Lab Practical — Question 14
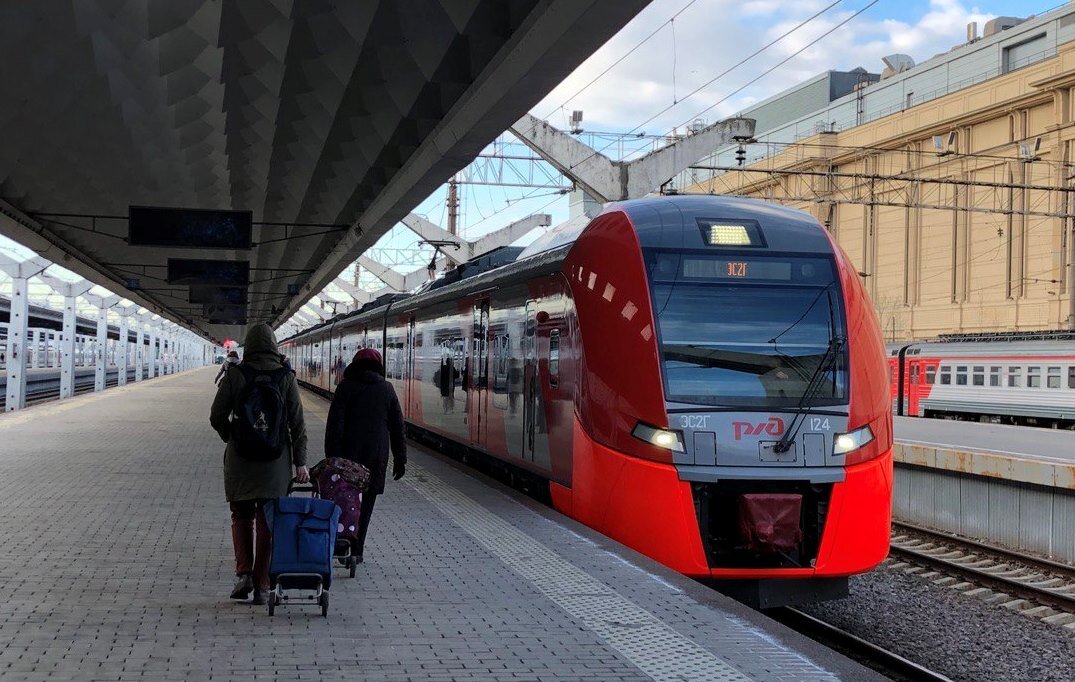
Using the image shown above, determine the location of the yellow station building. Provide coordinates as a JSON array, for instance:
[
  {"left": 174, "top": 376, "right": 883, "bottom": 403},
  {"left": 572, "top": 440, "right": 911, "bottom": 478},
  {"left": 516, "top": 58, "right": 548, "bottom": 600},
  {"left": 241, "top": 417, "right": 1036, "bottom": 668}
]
[{"left": 684, "top": 10, "right": 1075, "bottom": 340}]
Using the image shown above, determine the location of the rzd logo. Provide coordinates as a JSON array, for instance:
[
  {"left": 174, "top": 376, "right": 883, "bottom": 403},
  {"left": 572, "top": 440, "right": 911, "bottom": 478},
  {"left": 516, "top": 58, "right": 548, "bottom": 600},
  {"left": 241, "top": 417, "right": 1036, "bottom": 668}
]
[{"left": 732, "top": 417, "right": 785, "bottom": 440}]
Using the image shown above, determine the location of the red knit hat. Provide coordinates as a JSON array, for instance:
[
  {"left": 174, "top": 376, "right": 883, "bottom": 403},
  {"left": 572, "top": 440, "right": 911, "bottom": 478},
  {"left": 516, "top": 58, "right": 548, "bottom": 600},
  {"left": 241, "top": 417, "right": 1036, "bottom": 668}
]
[{"left": 353, "top": 348, "right": 383, "bottom": 365}]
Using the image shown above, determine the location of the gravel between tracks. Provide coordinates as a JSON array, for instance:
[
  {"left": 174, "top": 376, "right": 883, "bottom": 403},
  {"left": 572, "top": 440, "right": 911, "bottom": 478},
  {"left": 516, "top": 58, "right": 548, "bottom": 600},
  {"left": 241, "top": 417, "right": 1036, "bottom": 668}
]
[{"left": 800, "top": 563, "right": 1075, "bottom": 682}]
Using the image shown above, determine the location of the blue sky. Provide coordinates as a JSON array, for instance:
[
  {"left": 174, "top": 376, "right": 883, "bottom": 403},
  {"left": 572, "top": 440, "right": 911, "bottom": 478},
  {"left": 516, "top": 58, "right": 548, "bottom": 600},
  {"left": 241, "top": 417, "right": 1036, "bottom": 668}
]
[{"left": 371, "top": 0, "right": 1060, "bottom": 282}]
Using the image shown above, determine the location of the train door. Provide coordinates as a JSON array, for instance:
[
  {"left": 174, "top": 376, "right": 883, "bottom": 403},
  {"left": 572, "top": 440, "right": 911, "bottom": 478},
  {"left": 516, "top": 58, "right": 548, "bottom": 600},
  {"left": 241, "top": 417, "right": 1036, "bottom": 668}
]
[
  {"left": 405, "top": 316, "right": 417, "bottom": 419},
  {"left": 467, "top": 301, "right": 490, "bottom": 446},
  {"left": 522, "top": 301, "right": 537, "bottom": 462},
  {"left": 906, "top": 361, "right": 921, "bottom": 416}
]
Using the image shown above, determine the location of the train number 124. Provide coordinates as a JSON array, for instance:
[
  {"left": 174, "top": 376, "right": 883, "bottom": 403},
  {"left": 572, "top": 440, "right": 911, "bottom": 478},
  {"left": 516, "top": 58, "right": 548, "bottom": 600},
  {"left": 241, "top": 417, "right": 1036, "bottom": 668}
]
[{"left": 809, "top": 417, "right": 831, "bottom": 431}]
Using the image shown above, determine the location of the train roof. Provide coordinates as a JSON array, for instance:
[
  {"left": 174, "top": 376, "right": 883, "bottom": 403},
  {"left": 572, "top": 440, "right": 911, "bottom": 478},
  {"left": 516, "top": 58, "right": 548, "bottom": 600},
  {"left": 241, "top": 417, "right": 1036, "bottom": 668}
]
[
  {"left": 282, "top": 195, "right": 831, "bottom": 343},
  {"left": 517, "top": 195, "right": 830, "bottom": 259},
  {"left": 889, "top": 340, "right": 1075, "bottom": 356}
]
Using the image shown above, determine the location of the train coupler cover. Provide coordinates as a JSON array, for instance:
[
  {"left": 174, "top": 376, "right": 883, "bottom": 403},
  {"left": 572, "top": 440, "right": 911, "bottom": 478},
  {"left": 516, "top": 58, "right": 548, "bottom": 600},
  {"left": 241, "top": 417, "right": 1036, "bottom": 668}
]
[{"left": 737, "top": 493, "right": 803, "bottom": 553}]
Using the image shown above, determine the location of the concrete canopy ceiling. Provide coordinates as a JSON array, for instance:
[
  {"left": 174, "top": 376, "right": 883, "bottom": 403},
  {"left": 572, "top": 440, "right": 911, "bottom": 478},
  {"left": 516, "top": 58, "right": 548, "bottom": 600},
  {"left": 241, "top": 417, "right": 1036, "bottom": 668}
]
[{"left": 0, "top": 0, "right": 648, "bottom": 341}]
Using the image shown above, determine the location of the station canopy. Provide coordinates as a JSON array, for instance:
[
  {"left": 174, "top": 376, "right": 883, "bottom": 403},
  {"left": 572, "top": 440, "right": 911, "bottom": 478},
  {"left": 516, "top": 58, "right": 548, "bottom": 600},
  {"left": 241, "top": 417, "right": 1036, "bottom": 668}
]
[{"left": 0, "top": 0, "right": 647, "bottom": 341}]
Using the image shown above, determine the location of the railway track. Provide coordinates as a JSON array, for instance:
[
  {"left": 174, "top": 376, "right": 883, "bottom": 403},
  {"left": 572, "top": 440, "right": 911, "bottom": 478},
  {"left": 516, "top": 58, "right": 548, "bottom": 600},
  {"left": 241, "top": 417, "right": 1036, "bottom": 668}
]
[
  {"left": 890, "top": 521, "right": 1075, "bottom": 622},
  {"left": 768, "top": 607, "right": 952, "bottom": 681}
]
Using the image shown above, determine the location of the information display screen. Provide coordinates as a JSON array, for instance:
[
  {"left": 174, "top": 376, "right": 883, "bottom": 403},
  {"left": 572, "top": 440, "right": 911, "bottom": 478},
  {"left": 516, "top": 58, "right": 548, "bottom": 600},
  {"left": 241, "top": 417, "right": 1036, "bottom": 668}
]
[
  {"left": 682, "top": 258, "right": 793, "bottom": 280},
  {"left": 129, "top": 206, "right": 252, "bottom": 249}
]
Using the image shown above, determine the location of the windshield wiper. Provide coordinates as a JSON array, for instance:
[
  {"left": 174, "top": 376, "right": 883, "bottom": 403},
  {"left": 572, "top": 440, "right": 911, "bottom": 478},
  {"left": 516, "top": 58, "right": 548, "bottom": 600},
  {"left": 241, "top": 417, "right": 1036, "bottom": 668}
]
[{"left": 773, "top": 288, "right": 843, "bottom": 454}]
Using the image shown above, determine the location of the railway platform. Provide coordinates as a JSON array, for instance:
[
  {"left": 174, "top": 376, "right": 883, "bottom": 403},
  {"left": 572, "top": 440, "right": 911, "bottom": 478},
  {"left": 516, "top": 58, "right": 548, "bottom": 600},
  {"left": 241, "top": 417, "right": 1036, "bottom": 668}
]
[
  {"left": 0, "top": 367, "right": 879, "bottom": 681},
  {"left": 891, "top": 415, "right": 1075, "bottom": 566}
]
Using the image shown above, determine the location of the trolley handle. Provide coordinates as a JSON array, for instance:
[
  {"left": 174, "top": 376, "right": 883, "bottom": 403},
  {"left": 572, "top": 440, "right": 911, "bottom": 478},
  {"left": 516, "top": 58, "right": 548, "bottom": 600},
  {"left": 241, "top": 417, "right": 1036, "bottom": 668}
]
[{"left": 287, "top": 477, "right": 319, "bottom": 497}]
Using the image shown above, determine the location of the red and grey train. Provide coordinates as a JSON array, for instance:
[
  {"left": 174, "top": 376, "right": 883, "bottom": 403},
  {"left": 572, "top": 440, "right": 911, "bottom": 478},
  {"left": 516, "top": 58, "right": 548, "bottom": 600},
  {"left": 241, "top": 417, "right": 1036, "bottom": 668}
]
[
  {"left": 888, "top": 340, "right": 1075, "bottom": 428},
  {"left": 283, "top": 195, "right": 893, "bottom": 594}
]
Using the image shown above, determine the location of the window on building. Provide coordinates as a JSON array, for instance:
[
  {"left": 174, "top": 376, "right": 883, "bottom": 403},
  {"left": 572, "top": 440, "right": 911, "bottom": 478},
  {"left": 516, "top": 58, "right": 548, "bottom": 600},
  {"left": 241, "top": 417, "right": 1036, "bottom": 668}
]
[
  {"left": 955, "top": 365, "right": 968, "bottom": 386},
  {"left": 972, "top": 366, "right": 985, "bottom": 386},
  {"left": 940, "top": 367, "right": 952, "bottom": 385},
  {"left": 1003, "top": 33, "right": 1049, "bottom": 73},
  {"left": 1069, "top": 366, "right": 1075, "bottom": 389},
  {"left": 1008, "top": 366, "right": 1022, "bottom": 387},
  {"left": 989, "top": 366, "right": 1001, "bottom": 387},
  {"left": 925, "top": 367, "right": 936, "bottom": 385},
  {"left": 1047, "top": 366, "right": 1061, "bottom": 389},
  {"left": 1027, "top": 366, "right": 1042, "bottom": 388}
]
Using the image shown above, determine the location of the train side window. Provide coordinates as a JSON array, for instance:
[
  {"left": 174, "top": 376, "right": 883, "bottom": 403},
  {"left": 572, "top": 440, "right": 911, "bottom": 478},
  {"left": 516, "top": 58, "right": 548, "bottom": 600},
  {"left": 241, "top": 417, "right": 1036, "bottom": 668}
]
[
  {"left": 1047, "top": 366, "right": 1061, "bottom": 389},
  {"left": 548, "top": 329, "right": 560, "bottom": 386},
  {"left": 1027, "top": 367, "right": 1042, "bottom": 388},
  {"left": 972, "top": 366, "right": 984, "bottom": 386},
  {"left": 989, "top": 366, "right": 1001, "bottom": 386},
  {"left": 939, "top": 367, "right": 951, "bottom": 385},
  {"left": 925, "top": 367, "right": 936, "bottom": 385},
  {"left": 1069, "top": 366, "right": 1075, "bottom": 389},
  {"left": 1008, "top": 366, "right": 1021, "bottom": 387},
  {"left": 955, "top": 365, "right": 968, "bottom": 386}
]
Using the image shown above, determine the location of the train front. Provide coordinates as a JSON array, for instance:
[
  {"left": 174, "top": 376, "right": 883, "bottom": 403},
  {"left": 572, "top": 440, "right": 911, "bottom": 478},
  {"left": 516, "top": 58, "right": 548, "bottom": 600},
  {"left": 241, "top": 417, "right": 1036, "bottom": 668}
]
[{"left": 562, "top": 195, "right": 892, "bottom": 601}]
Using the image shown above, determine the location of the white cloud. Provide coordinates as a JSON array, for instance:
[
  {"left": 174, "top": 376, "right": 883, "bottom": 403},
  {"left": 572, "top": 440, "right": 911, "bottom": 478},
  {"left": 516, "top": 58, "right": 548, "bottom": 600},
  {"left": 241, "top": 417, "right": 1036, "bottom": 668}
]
[{"left": 532, "top": 0, "right": 1001, "bottom": 139}]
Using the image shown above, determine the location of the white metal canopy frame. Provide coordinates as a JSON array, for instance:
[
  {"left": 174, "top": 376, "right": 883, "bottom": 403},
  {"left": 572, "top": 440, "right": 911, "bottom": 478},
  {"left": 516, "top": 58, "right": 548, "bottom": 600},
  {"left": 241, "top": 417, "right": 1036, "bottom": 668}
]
[
  {"left": 0, "top": 0, "right": 650, "bottom": 342},
  {"left": 0, "top": 252, "right": 214, "bottom": 412}
]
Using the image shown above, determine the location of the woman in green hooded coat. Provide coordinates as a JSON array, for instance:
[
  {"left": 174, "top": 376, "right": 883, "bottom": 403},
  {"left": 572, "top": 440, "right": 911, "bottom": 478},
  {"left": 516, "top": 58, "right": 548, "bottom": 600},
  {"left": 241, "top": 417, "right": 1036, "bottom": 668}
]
[{"left": 210, "top": 323, "right": 309, "bottom": 605}]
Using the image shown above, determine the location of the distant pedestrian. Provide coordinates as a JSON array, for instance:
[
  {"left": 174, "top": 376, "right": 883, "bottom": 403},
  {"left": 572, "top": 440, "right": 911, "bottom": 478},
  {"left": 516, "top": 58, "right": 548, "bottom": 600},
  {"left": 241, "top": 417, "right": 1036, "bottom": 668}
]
[
  {"left": 324, "top": 348, "right": 406, "bottom": 564},
  {"left": 214, "top": 350, "right": 240, "bottom": 385},
  {"left": 210, "top": 323, "right": 308, "bottom": 605},
  {"left": 436, "top": 345, "right": 456, "bottom": 414}
]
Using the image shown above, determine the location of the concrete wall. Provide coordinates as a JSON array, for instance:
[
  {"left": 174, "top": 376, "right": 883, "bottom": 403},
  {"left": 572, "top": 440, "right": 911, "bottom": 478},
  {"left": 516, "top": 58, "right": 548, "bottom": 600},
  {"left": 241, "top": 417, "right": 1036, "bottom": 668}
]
[
  {"left": 894, "top": 464, "right": 1075, "bottom": 564},
  {"left": 891, "top": 441, "right": 1075, "bottom": 564}
]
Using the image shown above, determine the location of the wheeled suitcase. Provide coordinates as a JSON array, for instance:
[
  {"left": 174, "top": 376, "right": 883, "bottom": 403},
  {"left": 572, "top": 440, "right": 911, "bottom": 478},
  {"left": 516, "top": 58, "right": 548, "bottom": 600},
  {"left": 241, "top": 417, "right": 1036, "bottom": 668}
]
[
  {"left": 315, "top": 469, "right": 365, "bottom": 578},
  {"left": 263, "top": 494, "right": 341, "bottom": 616}
]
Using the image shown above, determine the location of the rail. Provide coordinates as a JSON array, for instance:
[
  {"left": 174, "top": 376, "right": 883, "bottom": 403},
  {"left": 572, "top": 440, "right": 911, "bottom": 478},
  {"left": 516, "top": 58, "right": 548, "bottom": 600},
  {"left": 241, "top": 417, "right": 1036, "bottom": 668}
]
[
  {"left": 890, "top": 522, "right": 1075, "bottom": 614},
  {"left": 768, "top": 607, "right": 953, "bottom": 682}
]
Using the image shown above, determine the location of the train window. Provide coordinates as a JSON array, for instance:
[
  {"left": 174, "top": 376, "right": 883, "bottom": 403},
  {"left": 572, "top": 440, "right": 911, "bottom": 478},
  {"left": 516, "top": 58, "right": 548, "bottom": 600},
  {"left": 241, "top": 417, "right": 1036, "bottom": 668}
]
[
  {"left": 1069, "top": 367, "right": 1075, "bottom": 389},
  {"left": 1047, "top": 366, "right": 1061, "bottom": 389},
  {"left": 1008, "top": 367, "right": 1022, "bottom": 387},
  {"left": 1027, "top": 367, "right": 1041, "bottom": 388},
  {"left": 955, "top": 366, "right": 968, "bottom": 386},
  {"left": 548, "top": 329, "right": 560, "bottom": 381},
  {"left": 989, "top": 366, "right": 1001, "bottom": 386},
  {"left": 972, "top": 366, "right": 984, "bottom": 386},
  {"left": 939, "top": 367, "right": 951, "bottom": 385},
  {"left": 925, "top": 367, "right": 936, "bottom": 384}
]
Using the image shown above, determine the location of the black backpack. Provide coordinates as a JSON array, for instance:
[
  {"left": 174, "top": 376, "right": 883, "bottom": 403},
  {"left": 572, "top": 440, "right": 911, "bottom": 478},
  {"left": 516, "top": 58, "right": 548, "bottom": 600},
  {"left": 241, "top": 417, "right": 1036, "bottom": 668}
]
[{"left": 232, "top": 364, "right": 290, "bottom": 461}]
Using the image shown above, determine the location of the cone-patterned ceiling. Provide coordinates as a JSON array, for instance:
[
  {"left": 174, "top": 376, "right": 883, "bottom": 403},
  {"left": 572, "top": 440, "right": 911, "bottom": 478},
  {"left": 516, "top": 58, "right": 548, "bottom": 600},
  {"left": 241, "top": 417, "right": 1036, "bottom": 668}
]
[{"left": 0, "top": 0, "right": 648, "bottom": 339}]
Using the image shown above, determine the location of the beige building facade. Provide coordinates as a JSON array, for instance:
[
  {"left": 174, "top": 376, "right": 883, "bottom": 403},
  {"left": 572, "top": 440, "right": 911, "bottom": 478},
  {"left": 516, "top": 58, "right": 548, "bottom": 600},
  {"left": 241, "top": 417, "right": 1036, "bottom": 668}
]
[{"left": 687, "top": 40, "right": 1075, "bottom": 341}]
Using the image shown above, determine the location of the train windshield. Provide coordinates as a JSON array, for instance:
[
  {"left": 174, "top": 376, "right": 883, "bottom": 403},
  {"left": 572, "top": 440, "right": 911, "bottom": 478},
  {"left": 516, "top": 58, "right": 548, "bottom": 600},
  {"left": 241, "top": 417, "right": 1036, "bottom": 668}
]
[{"left": 648, "top": 252, "right": 848, "bottom": 408}]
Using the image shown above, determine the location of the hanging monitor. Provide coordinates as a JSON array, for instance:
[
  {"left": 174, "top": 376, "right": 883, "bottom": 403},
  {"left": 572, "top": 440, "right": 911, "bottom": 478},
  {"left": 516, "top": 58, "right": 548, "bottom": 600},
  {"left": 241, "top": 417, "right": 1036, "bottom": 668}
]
[
  {"left": 167, "top": 259, "right": 250, "bottom": 285},
  {"left": 129, "top": 206, "right": 253, "bottom": 249}
]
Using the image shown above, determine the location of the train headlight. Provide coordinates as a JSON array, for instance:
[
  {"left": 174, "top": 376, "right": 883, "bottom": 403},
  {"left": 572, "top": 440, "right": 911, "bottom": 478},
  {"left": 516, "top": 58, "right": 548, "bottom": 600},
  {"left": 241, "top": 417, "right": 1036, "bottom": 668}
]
[
  {"left": 632, "top": 422, "right": 686, "bottom": 453},
  {"left": 833, "top": 425, "right": 874, "bottom": 455}
]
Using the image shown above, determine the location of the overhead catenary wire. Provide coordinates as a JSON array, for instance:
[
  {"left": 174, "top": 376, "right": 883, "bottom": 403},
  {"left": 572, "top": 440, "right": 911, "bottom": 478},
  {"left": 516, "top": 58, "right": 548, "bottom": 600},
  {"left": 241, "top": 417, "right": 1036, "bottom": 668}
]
[
  {"left": 538, "top": 0, "right": 701, "bottom": 121},
  {"left": 563, "top": 0, "right": 848, "bottom": 172},
  {"left": 671, "top": 0, "right": 879, "bottom": 132}
]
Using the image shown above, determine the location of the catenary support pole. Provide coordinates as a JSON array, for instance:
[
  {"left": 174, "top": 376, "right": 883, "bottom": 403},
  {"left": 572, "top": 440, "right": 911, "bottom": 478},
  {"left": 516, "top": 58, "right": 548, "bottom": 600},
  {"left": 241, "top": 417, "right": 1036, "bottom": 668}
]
[
  {"left": 5, "top": 274, "right": 30, "bottom": 410},
  {"left": 61, "top": 295, "right": 77, "bottom": 398},
  {"left": 117, "top": 313, "right": 129, "bottom": 386},
  {"left": 94, "top": 306, "right": 108, "bottom": 392},
  {"left": 0, "top": 256, "right": 49, "bottom": 411}
]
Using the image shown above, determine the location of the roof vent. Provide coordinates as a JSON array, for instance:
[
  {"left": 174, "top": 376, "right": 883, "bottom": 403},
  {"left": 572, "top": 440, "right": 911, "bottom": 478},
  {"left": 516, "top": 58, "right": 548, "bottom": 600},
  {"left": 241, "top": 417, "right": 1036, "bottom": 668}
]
[
  {"left": 880, "top": 54, "right": 915, "bottom": 80},
  {"left": 967, "top": 21, "right": 978, "bottom": 43},
  {"left": 983, "top": 16, "right": 1025, "bottom": 37}
]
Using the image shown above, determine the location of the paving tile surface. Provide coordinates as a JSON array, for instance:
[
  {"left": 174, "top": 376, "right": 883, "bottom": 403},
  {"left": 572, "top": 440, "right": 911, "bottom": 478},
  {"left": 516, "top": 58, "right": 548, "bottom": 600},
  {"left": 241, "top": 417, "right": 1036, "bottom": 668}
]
[{"left": 0, "top": 368, "right": 876, "bottom": 681}]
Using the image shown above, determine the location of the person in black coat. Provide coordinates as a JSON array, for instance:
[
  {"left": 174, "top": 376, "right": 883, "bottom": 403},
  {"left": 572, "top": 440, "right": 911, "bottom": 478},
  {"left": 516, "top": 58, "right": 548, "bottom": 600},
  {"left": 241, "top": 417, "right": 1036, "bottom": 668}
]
[{"left": 324, "top": 347, "right": 406, "bottom": 562}]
